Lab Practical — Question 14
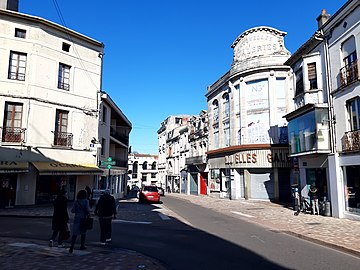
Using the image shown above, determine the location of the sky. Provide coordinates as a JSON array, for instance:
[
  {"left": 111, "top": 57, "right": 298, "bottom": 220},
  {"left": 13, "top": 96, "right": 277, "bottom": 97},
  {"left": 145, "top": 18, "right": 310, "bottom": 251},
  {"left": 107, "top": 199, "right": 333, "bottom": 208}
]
[{"left": 19, "top": 0, "right": 346, "bottom": 155}]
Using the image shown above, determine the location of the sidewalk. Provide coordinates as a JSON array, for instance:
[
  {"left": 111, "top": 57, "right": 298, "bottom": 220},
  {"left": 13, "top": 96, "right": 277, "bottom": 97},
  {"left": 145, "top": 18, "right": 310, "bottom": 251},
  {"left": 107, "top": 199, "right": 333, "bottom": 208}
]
[
  {"left": 0, "top": 203, "right": 166, "bottom": 270},
  {"left": 166, "top": 193, "right": 360, "bottom": 257}
]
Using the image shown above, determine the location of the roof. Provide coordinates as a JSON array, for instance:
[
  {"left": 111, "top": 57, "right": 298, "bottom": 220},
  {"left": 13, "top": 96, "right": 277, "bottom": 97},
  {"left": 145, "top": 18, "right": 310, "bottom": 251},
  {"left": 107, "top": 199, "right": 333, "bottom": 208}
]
[{"left": 0, "top": 8, "right": 104, "bottom": 48}]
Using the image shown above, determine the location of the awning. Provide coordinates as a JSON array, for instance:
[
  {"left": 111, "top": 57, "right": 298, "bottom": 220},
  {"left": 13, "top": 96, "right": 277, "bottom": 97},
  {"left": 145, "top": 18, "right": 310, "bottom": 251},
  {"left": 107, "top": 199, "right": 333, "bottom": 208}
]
[
  {"left": 32, "top": 162, "right": 103, "bottom": 175},
  {"left": 0, "top": 162, "right": 29, "bottom": 173}
]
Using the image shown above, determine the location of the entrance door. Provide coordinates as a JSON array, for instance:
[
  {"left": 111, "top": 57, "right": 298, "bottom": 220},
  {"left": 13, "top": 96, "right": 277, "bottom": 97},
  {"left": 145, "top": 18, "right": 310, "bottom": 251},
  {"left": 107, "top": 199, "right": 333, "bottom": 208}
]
[
  {"left": 200, "top": 172, "right": 208, "bottom": 195},
  {"left": 0, "top": 174, "right": 17, "bottom": 208}
]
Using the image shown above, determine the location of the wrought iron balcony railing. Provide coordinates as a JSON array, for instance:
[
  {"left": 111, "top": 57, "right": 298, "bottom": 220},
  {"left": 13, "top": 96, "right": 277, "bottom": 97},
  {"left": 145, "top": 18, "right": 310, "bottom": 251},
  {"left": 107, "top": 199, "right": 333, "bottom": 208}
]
[
  {"left": 1, "top": 127, "right": 26, "bottom": 143},
  {"left": 53, "top": 131, "right": 73, "bottom": 147},
  {"left": 342, "top": 129, "right": 360, "bottom": 153},
  {"left": 340, "top": 60, "right": 359, "bottom": 88}
]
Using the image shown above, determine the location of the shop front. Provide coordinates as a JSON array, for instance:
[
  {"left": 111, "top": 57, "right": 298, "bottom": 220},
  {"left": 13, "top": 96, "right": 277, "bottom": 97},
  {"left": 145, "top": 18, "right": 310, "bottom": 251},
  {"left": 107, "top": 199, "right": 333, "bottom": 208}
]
[
  {"left": 0, "top": 162, "right": 28, "bottom": 208},
  {"left": 208, "top": 147, "right": 292, "bottom": 201},
  {"left": 32, "top": 162, "right": 102, "bottom": 204}
]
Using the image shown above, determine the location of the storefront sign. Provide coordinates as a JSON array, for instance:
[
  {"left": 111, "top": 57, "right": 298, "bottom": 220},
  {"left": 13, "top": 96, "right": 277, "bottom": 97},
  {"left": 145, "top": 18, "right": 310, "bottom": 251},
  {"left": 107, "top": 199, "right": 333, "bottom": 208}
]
[{"left": 222, "top": 149, "right": 291, "bottom": 168}]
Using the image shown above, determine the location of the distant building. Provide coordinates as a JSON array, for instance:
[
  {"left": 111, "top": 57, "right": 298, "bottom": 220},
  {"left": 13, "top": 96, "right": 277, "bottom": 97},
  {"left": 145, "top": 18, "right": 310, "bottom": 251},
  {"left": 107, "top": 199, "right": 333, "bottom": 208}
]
[
  {"left": 184, "top": 110, "right": 209, "bottom": 195},
  {"left": 128, "top": 153, "right": 158, "bottom": 187},
  {"left": 157, "top": 115, "right": 192, "bottom": 192},
  {"left": 206, "top": 26, "right": 293, "bottom": 201}
]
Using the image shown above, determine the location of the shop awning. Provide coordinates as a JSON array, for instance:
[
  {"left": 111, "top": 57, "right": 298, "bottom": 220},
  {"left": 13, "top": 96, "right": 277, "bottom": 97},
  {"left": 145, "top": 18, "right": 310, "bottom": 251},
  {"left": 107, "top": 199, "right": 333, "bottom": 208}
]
[
  {"left": 0, "top": 162, "right": 29, "bottom": 173},
  {"left": 32, "top": 162, "right": 103, "bottom": 175}
]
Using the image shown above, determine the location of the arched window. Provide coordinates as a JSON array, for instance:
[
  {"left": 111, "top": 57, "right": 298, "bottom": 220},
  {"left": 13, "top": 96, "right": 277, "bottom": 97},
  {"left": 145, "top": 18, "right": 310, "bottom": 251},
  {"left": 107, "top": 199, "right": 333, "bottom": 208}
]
[
  {"left": 133, "top": 162, "right": 138, "bottom": 178},
  {"left": 223, "top": 93, "right": 230, "bottom": 119},
  {"left": 151, "top": 162, "right": 157, "bottom": 170},
  {"left": 142, "top": 161, "right": 148, "bottom": 170},
  {"left": 212, "top": 99, "right": 219, "bottom": 123}
]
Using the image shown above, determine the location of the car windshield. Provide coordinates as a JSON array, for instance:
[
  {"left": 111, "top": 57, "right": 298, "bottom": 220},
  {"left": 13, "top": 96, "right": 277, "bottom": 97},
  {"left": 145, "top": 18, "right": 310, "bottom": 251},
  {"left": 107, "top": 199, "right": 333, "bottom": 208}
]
[{"left": 143, "top": 186, "right": 158, "bottom": 192}]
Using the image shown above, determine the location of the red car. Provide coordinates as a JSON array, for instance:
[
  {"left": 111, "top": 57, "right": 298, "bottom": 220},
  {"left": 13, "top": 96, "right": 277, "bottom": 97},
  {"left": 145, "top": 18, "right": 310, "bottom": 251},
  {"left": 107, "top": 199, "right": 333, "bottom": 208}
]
[{"left": 138, "top": 185, "right": 160, "bottom": 203}]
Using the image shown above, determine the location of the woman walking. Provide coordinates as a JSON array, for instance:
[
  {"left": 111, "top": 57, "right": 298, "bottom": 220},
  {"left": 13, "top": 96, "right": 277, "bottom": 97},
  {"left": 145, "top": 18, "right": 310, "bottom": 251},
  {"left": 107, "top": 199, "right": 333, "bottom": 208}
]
[
  {"left": 69, "top": 189, "right": 90, "bottom": 254},
  {"left": 49, "top": 189, "right": 69, "bottom": 248}
]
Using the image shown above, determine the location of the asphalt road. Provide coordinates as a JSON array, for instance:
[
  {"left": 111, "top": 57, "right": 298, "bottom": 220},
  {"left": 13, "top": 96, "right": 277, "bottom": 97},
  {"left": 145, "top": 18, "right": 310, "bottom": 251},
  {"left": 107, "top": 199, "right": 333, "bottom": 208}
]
[{"left": 0, "top": 196, "right": 359, "bottom": 270}]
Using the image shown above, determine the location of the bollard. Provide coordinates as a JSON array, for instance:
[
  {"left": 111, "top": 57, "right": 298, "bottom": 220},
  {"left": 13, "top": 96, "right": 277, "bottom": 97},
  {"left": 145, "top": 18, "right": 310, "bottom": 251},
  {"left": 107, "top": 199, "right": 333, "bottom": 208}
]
[{"left": 324, "top": 200, "right": 331, "bottom": 216}]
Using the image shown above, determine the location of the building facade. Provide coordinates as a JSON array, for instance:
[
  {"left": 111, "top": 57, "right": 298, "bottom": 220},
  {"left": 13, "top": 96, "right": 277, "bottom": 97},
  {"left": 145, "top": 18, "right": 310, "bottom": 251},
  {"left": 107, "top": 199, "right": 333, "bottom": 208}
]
[
  {"left": 157, "top": 115, "right": 192, "bottom": 192},
  {"left": 324, "top": 0, "right": 360, "bottom": 219},
  {"left": 0, "top": 2, "right": 131, "bottom": 206},
  {"left": 128, "top": 153, "right": 158, "bottom": 188},
  {"left": 184, "top": 110, "right": 209, "bottom": 195},
  {"left": 206, "top": 27, "right": 293, "bottom": 201}
]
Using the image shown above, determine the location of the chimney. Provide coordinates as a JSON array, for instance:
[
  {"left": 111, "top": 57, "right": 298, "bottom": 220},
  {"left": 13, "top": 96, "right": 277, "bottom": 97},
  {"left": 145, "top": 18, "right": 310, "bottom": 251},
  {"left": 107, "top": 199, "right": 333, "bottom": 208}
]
[
  {"left": 0, "top": 0, "right": 19, "bottom": 11},
  {"left": 317, "top": 9, "right": 330, "bottom": 29}
]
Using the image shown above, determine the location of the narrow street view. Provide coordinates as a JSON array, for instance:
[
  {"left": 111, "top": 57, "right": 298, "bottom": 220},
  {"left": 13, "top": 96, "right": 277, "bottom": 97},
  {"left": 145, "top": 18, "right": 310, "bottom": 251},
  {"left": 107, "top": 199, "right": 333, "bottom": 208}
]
[{"left": 1, "top": 0, "right": 360, "bottom": 269}]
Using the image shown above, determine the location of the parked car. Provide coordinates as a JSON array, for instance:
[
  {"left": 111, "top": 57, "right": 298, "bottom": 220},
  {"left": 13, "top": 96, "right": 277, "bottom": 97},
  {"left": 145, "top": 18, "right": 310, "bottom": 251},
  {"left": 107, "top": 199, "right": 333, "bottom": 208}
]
[
  {"left": 157, "top": 187, "right": 165, "bottom": 196},
  {"left": 138, "top": 185, "right": 160, "bottom": 203}
]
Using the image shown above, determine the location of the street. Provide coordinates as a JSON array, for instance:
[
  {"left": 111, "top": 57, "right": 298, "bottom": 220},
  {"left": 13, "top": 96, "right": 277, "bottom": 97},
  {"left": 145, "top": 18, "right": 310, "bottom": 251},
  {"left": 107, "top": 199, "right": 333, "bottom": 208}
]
[{"left": 0, "top": 196, "right": 359, "bottom": 270}]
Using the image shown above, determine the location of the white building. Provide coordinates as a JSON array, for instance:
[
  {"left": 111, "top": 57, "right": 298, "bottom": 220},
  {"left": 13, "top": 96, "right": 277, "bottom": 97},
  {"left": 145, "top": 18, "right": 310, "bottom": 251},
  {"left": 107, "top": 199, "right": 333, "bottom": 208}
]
[
  {"left": 184, "top": 110, "right": 209, "bottom": 195},
  {"left": 0, "top": 1, "right": 130, "bottom": 206},
  {"left": 206, "top": 26, "right": 293, "bottom": 201},
  {"left": 128, "top": 153, "right": 158, "bottom": 188},
  {"left": 323, "top": 0, "right": 360, "bottom": 219},
  {"left": 157, "top": 115, "right": 192, "bottom": 192}
]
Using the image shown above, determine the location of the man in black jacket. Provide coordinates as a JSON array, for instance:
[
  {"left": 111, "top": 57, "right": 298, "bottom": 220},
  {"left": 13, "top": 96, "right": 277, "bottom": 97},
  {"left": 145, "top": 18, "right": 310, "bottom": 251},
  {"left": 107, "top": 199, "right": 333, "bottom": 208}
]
[{"left": 94, "top": 190, "right": 117, "bottom": 245}]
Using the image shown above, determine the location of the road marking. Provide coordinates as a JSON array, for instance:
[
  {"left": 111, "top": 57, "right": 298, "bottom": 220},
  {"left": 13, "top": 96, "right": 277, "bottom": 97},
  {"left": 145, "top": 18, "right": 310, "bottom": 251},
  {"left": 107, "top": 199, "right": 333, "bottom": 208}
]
[
  {"left": 251, "top": 235, "right": 265, "bottom": 243},
  {"left": 158, "top": 213, "right": 171, "bottom": 220},
  {"left": 112, "top": 219, "right": 152, "bottom": 225},
  {"left": 231, "top": 211, "right": 254, "bottom": 218}
]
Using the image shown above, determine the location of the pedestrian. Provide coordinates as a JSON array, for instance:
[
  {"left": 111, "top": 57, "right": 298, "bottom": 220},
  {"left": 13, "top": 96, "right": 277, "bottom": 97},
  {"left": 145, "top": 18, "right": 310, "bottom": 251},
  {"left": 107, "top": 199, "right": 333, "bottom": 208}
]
[
  {"left": 69, "top": 189, "right": 90, "bottom": 254},
  {"left": 94, "top": 190, "right": 117, "bottom": 245},
  {"left": 85, "top": 185, "right": 93, "bottom": 208},
  {"left": 49, "top": 189, "right": 69, "bottom": 248},
  {"left": 309, "top": 183, "right": 319, "bottom": 215}
]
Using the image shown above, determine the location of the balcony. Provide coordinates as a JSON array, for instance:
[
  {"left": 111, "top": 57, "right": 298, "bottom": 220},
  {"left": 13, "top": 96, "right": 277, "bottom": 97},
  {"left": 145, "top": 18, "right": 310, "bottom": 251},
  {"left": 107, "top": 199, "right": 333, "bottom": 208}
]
[
  {"left": 342, "top": 130, "right": 360, "bottom": 153},
  {"left": 53, "top": 131, "right": 73, "bottom": 147},
  {"left": 1, "top": 127, "right": 26, "bottom": 143},
  {"left": 110, "top": 126, "right": 129, "bottom": 145},
  {"left": 340, "top": 60, "right": 359, "bottom": 88}
]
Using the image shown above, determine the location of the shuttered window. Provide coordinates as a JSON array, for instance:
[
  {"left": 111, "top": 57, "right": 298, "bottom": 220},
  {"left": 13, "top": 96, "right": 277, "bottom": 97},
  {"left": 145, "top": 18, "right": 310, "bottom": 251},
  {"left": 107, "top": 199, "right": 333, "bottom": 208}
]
[{"left": 308, "top": 63, "right": 318, "bottom": 90}]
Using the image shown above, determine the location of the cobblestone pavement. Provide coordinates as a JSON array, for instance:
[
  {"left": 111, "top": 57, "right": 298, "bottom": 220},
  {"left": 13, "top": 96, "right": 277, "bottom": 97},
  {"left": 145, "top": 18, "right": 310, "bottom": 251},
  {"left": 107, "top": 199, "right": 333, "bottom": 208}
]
[{"left": 166, "top": 193, "right": 360, "bottom": 257}]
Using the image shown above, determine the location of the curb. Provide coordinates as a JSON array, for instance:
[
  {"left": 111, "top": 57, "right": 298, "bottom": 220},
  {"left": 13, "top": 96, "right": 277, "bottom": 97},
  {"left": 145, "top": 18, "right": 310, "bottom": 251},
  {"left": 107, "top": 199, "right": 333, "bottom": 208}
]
[{"left": 284, "top": 231, "right": 360, "bottom": 258}]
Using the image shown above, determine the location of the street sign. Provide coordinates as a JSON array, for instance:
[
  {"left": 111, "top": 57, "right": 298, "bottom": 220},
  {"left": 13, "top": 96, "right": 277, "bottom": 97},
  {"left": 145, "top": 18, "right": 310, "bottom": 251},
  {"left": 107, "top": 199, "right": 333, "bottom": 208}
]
[
  {"left": 107, "top": 157, "right": 112, "bottom": 162},
  {"left": 101, "top": 161, "right": 116, "bottom": 166}
]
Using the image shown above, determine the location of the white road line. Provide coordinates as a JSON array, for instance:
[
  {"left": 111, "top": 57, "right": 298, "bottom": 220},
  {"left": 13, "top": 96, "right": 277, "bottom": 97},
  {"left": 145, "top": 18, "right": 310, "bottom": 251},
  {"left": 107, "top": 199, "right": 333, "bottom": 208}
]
[
  {"left": 112, "top": 219, "right": 152, "bottom": 225},
  {"left": 158, "top": 213, "right": 171, "bottom": 220},
  {"left": 231, "top": 211, "right": 254, "bottom": 218}
]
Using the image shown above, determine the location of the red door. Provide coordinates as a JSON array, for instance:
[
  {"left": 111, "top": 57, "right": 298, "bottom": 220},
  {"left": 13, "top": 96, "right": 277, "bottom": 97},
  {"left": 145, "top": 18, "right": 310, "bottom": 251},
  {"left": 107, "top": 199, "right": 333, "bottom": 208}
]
[{"left": 200, "top": 173, "right": 208, "bottom": 195}]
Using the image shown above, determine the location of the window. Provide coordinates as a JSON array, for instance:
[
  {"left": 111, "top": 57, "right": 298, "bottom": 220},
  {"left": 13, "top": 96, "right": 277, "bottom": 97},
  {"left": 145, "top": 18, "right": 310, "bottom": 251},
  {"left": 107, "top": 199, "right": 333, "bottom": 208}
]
[
  {"left": 224, "top": 121, "right": 230, "bottom": 147},
  {"left": 308, "top": 63, "right": 318, "bottom": 90},
  {"left": 340, "top": 37, "right": 358, "bottom": 87},
  {"left": 142, "top": 161, "right": 148, "bottom": 170},
  {"left": 151, "top": 173, "right": 156, "bottom": 178},
  {"left": 8, "top": 51, "right": 26, "bottom": 81},
  {"left": 213, "top": 100, "right": 219, "bottom": 123},
  {"left": 54, "top": 110, "right": 72, "bottom": 147},
  {"left": 15, "top": 28, "right": 26, "bottom": 38},
  {"left": 2, "top": 102, "right": 23, "bottom": 142},
  {"left": 58, "top": 63, "right": 70, "bottom": 90},
  {"left": 223, "top": 94, "right": 230, "bottom": 119},
  {"left": 295, "top": 68, "right": 304, "bottom": 96},
  {"left": 347, "top": 97, "right": 360, "bottom": 131},
  {"left": 132, "top": 161, "right": 138, "bottom": 178},
  {"left": 62, "top": 42, "right": 70, "bottom": 52},
  {"left": 101, "top": 138, "right": 106, "bottom": 156},
  {"left": 151, "top": 162, "right": 157, "bottom": 170},
  {"left": 102, "top": 106, "right": 107, "bottom": 123}
]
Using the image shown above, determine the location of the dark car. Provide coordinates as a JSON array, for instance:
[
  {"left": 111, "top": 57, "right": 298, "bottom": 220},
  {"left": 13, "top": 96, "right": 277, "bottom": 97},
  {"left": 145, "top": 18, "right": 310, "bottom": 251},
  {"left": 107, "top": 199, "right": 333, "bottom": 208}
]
[
  {"left": 157, "top": 187, "right": 165, "bottom": 196},
  {"left": 138, "top": 185, "right": 160, "bottom": 203}
]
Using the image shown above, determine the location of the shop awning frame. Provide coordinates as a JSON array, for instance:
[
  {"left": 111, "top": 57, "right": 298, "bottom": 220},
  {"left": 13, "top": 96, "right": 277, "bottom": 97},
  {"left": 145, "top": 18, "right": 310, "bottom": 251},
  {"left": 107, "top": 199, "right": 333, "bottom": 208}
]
[{"left": 32, "top": 162, "right": 103, "bottom": 175}]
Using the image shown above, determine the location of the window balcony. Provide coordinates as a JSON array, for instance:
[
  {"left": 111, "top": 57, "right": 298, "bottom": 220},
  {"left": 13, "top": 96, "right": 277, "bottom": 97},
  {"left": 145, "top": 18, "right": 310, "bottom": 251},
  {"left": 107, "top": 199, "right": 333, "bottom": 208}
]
[
  {"left": 1, "top": 127, "right": 26, "bottom": 143},
  {"left": 53, "top": 131, "right": 73, "bottom": 147},
  {"left": 110, "top": 126, "right": 129, "bottom": 145},
  {"left": 340, "top": 59, "right": 359, "bottom": 88},
  {"left": 342, "top": 130, "right": 360, "bottom": 153}
]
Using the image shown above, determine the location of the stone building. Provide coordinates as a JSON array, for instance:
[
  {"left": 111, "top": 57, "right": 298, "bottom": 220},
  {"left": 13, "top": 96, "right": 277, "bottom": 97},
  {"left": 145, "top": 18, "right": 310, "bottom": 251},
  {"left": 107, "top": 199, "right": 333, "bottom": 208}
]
[{"left": 206, "top": 26, "right": 293, "bottom": 201}]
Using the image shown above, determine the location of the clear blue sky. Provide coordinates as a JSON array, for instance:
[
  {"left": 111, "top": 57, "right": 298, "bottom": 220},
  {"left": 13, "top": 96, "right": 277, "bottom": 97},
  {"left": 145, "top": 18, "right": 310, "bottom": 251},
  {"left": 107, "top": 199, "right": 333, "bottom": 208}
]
[{"left": 20, "top": 0, "right": 345, "bottom": 155}]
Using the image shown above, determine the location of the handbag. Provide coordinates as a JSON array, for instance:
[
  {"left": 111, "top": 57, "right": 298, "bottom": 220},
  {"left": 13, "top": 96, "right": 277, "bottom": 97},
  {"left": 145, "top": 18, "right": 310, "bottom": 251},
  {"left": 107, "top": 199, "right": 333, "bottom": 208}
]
[
  {"left": 80, "top": 216, "right": 93, "bottom": 230},
  {"left": 77, "top": 200, "right": 93, "bottom": 231}
]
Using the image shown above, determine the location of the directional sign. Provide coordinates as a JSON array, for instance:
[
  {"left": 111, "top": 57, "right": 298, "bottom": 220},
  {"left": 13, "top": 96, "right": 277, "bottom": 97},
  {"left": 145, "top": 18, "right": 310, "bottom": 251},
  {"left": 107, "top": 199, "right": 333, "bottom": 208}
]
[
  {"left": 101, "top": 161, "right": 116, "bottom": 166},
  {"left": 107, "top": 157, "right": 112, "bottom": 162}
]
